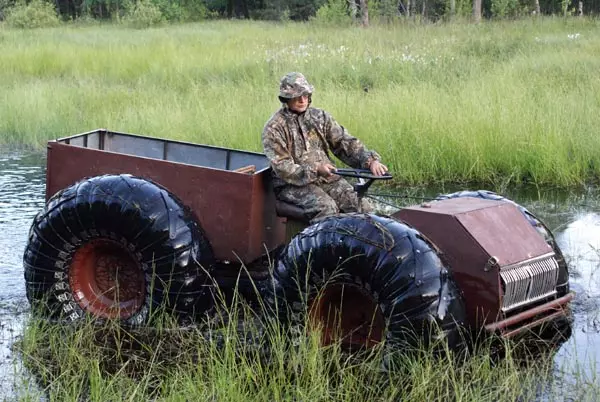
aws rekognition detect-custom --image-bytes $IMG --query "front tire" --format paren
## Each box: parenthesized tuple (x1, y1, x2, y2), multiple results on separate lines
(266, 213, 466, 351)
(23, 174, 215, 325)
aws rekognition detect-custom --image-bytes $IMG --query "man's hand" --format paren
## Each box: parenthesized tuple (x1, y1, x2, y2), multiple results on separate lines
(369, 160, 388, 176)
(316, 163, 337, 177)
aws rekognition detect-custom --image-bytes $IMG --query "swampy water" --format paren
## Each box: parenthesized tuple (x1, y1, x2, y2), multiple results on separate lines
(0, 151, 598, 399)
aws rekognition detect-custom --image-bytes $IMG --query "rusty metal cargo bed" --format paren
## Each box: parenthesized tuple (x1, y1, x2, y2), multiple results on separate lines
(45, 129, 285, 264)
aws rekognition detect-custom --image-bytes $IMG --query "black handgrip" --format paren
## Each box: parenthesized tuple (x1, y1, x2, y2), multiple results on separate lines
(334, 168, 393, 180)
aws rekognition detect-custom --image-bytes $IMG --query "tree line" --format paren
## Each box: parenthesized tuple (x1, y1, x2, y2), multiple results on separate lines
(1, 0, 598, 25)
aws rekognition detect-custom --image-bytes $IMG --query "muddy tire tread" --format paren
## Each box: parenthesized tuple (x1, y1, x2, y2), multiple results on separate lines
(23, 174, 215, 325)
(265, 213, 466, 350)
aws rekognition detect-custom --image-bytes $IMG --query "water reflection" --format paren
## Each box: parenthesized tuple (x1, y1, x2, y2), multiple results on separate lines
(559, 213, 600, 297)
(0, 155, 46, 300)
(552, 211, 600, 397)
(0, 151, 46, 398)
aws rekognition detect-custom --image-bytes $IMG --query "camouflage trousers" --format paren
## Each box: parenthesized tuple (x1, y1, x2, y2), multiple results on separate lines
(275, 178, 372, 224)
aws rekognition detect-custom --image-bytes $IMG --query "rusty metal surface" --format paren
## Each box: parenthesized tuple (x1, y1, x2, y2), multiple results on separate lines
(500, 310, 566, 338)
(484, 293, 574, 336)
(69, 238, 146, 319)
(393, 197, 556, 327)
(46, 138, 286, 265)
(454, 198, 552, 265)
(59, 129, 270, 172)
(309, 283, 385, 348)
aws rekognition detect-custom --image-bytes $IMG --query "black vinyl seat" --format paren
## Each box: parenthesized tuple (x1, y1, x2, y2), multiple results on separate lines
(275, 200, 315, 223)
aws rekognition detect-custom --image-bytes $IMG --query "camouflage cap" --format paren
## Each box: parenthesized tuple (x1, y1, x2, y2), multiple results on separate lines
(279, 72, 314, 99)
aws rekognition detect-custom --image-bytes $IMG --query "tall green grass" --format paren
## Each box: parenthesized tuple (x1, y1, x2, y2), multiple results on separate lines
(1, 18, 599, 186)
(15, 299, 584, 401)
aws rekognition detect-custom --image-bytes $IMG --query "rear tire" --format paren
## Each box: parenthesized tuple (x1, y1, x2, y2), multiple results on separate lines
(23, 174, 215, 325)
(265, 213, 466, 351)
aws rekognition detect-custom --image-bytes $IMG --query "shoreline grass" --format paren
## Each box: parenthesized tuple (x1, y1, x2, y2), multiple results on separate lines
(1, 18, 600, 186)
(14, 302, 585, 402)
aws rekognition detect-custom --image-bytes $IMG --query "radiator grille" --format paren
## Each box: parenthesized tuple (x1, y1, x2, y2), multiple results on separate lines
(500, 252, 559, 312)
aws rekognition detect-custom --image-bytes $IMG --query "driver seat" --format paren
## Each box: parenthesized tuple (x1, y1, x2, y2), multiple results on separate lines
(275, 200, 315, 223)
(275, 200, 314, 241)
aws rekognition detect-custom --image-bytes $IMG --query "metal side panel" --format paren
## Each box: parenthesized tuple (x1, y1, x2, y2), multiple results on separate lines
(394, 197, 558, 326)
(104, 133, 165, 160)
(455, 201, 553, 266)
(165, 142, 229, 169)
(45, 142, 281, 264)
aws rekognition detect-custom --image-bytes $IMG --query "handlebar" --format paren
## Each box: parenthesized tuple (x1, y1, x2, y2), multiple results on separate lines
(334, 168, 392, 207)
(334, 168, 393, 180)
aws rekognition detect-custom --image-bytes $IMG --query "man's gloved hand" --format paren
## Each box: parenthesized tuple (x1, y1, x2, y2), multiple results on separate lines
(369, 160, 389, 176)
(316, 163, 337, 177)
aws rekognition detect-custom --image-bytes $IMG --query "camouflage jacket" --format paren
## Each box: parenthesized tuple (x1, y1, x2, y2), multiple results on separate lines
(262, 106, 381, 188)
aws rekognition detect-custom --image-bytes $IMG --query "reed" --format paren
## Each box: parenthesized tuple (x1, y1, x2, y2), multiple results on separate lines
(15, 296, 579, 401)
(1, 18, 599, 186)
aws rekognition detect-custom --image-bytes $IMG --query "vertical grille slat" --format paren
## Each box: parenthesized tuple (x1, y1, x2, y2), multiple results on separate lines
(500, 253, 558, 312)
(503, 270, 516, 307)
(529, 260, 543, 298)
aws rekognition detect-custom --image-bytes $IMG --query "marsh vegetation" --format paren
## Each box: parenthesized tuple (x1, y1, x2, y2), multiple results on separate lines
(15, 298, 575, 401)
(1, 18, 599, 186)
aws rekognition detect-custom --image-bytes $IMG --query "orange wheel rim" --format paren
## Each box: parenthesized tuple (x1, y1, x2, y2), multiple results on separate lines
(309, 283, 385, 348)
(69, 238, 146, 319)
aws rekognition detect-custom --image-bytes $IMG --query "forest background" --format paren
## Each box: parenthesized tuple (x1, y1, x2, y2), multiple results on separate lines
(2, 0, 600, 29)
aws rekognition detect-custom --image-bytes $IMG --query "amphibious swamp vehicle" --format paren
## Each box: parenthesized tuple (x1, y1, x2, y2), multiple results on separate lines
(23, 129, 574, 350)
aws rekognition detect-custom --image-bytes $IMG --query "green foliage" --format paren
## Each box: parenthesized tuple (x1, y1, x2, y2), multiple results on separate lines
(180, 0, 212, 20)
(4, 0, 60, 28)
(560, 0, 571, 15)
(0, 0, 16, 20)
(77, 0, 129, 20)
(150, 0, 210, 22)
(454, 0, 475, 17)
(14, 293, 592, 401)
(490, 0, 523, 17)
(2, 0, 600, 23)
(250, 1, 289, 20)
(7, 0, 600, 22)
(284, 0, 326, 20)
(251, 0, 325, 21)
(370, 0, 402, 22)
(312, 0, 352, 25)
(151, 0, 186, 22)
(71, 13, 101, 24)
(124, 0, 164, 28)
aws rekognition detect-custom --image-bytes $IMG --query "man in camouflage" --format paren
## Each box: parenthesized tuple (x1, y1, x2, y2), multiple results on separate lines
(262, 72, 388, 223)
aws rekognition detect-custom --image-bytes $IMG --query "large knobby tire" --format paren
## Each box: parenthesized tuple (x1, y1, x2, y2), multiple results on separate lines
(23, 174, 215, 325)
(434, 190, 569, 297)
(266, 213, 467, 351)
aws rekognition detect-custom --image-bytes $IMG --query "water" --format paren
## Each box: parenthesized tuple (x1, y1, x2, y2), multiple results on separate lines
(0, 151, 46, 397)
(0, 151, 598, 399)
